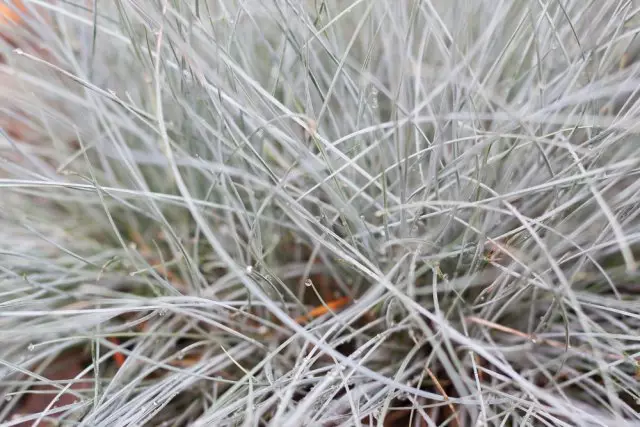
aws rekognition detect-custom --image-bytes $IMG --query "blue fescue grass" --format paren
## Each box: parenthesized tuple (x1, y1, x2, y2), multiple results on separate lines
(1, 0, 640, 425)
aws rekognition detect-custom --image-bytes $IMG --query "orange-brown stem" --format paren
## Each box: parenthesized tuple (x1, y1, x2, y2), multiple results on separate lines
(295, 296, 351, 324)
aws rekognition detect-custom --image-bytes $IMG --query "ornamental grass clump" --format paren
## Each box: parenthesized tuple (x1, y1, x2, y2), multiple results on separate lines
(1, 1, 640, 426)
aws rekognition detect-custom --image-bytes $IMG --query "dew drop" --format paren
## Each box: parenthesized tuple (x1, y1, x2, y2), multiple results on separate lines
(246, 265, 253, 274)
(153, 400, 159, 407)
(159, 308, 167, 316)
(5, 395, 12, 402)
(371, 94, 379, 109)
(304, 278, 313, 287)
(27, 343, 35, 352)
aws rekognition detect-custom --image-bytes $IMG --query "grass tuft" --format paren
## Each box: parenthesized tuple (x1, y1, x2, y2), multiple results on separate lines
(1, 0, 640, 425)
